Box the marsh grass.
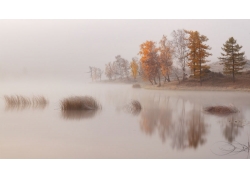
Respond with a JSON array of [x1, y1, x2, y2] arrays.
[[132, 83, 141, 88], [4, 95, 49, 110], [124, 100, 142, 115], [60, 96, 101, 111], [204, 105, 238, 116]]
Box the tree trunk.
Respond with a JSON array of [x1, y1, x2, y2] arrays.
[[164, 76, 167, 83], [158, 73, 161, 87], [154, 77, 157, 85], [167, 73, 170, 82]]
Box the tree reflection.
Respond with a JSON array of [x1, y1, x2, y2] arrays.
[[186, 105, 208, 149], [157, 97, 173, 142], [220, 114, 244, 143], [171, 99, 188, 150], [139, 96, 173, 141], [139, 96, 209, 150]]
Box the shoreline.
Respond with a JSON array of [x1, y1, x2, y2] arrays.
[[95, 79, 250, 93], [142, 84, 250, 92]]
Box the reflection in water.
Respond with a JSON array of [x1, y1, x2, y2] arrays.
[[220, 114, 245, 143], [139, 95, 209, 149], [187, 105, 208, 149], [61, 110, 99, 120], [171, 99, 187, 150], [139, 96, 171, 137], [4, 101, 48, 111]]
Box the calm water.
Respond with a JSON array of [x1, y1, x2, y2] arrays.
[[1, 80, 250, 158]]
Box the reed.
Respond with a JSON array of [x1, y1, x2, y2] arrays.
[[4, 95, 49, 110], [204, 105, 238, 116], [125, 100, 142, 115], [60, 96, 101, 111]]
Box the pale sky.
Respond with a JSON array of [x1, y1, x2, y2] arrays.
[[0, 19, 250, 81]]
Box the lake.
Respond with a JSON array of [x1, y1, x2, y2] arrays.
[[1, 80, 250, 158]]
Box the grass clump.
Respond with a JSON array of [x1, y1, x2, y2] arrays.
[[4, 95, 49, 110], [132, 83, 141, 88], [60, 96, 101, 111], [204, 105, 238, 116], [125, 100, 142, 115]]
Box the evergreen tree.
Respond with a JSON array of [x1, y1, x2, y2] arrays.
[[219, 37, 246, 82]]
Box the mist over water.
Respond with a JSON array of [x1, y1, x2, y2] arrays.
[[1, 79, 250, 158]]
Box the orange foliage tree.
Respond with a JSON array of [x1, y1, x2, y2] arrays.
[[185, 30, 212, 85], [130, 57, 139, 80], [138, 41, 160, 85]]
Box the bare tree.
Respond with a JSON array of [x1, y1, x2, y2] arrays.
[[171, 29, 189, 81], [88, 66, 102, 81], [172, 66, 181, 84]]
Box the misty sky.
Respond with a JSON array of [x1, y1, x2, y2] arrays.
[[0, 19, 250, 81]]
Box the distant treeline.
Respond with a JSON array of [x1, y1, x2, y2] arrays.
[[89, 29, 246, 86]]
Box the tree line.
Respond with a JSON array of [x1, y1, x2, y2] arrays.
[[90, 29, 246, 85]]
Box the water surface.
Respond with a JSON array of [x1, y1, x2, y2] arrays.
[[1, 80, 250, 158]]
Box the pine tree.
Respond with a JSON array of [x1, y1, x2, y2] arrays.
[[185, 30, 212, 85], [218, 37, 246, 82]]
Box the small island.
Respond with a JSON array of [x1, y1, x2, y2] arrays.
[[88, 30, 250, 92]]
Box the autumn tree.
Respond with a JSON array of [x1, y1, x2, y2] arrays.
[[171, 29, 188, 81], [139, 41, 160, 85], [105, 62, 114, 80], [185, 30, 211, 86], [218, 37, 246, 82], [138, 60, 144, 78], [130, 57, 139, 80], [158, 35, 173, 83]]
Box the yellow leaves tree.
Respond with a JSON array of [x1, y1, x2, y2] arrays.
[[138, 40, 160, 85], [130, 57, 139, 80], [185, 30, 212, 86]]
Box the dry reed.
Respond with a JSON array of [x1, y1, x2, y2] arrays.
[[4, 95, 49, 110], [125, 100, 142, 115], [204, 105, 238, 116], [60, 96, 101, 111]]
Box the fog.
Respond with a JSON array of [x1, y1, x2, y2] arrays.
[[0, 19, 250, 82]]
